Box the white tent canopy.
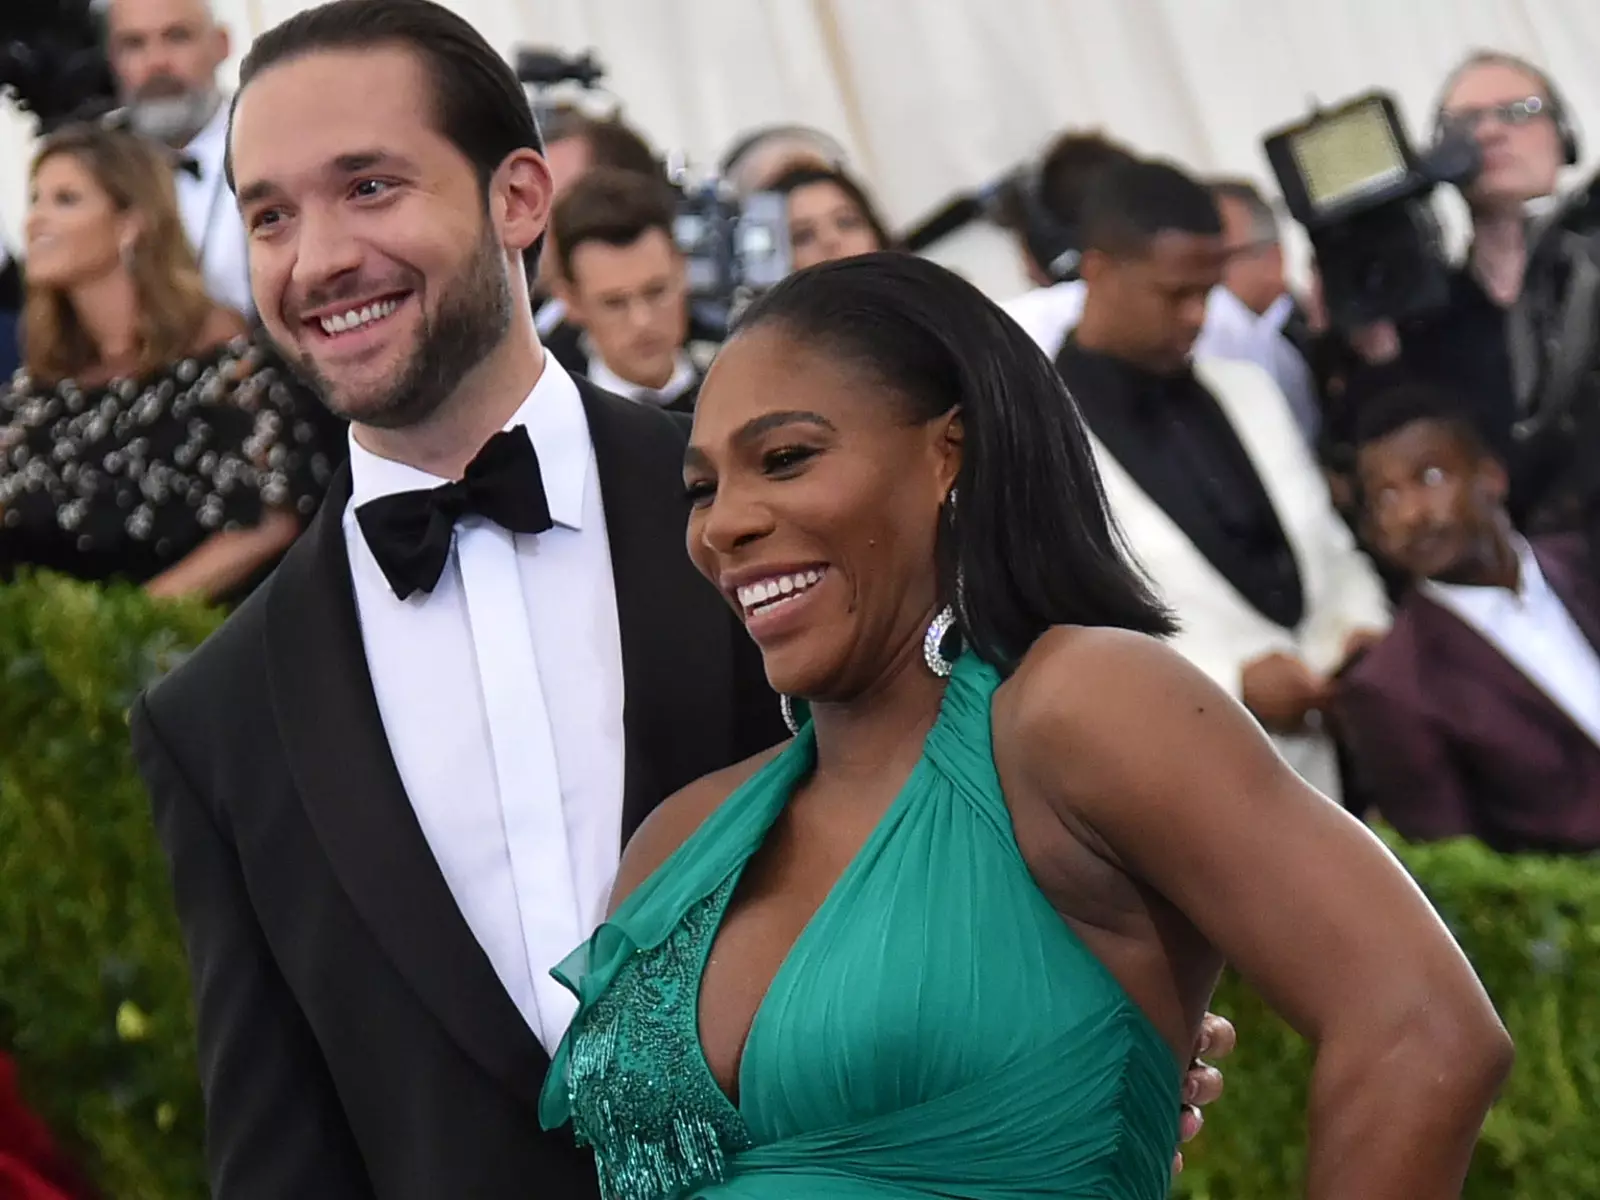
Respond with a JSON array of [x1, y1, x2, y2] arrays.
[[3, 0, 1597, 299]]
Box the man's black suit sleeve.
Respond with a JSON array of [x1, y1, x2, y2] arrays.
[[131, 693, 375, 1200]]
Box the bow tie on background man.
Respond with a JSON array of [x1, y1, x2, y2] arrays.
[[172, 152, 203, 180], [356, 426, 553, 600]]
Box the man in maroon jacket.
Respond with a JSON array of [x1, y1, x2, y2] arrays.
[[1337, 381, 1600, 852]]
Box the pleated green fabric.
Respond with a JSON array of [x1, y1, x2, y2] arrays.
[[540, 652, 1183, 1199]]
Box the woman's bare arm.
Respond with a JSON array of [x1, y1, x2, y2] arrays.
[[144, 508, 301, 604], [1010, 625, 1512, 1200]]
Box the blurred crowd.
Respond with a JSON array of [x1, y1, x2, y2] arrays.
[[3, 2, 1599, 858], [3, 3, 1600, 1190]]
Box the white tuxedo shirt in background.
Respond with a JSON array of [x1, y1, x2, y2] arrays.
[[342, 356, 625, 1052], [175, 99, 254, 320], [586, 351, 697, 407], [1425, 538, 1600, 748]]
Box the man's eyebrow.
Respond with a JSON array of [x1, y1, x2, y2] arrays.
[[235, 150, 422, 208]]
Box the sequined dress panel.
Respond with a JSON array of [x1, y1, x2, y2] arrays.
[[0, 337, 337, 585], [540, 653, 1183, 1199]]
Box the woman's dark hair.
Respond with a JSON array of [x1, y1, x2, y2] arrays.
[[229, 0, 546, 276], [766, 165, 895, 252], [733, 252, 1177, 669]]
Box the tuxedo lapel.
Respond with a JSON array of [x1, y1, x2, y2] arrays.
[[1411, 590, 1581, 735], [1535, 538, 1600, 653], [579, 379, 733, 843], [263, 466, 549, 1107]]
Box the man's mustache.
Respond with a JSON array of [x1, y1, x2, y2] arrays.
[[134, 75, 194, 102]]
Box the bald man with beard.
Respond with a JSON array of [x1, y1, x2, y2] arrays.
[[105, 0, 253, 318]]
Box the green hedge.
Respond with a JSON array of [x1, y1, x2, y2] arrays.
[[0, 572, 1596, 1198], [1174, 837, 1600, 1199], [0, 572, 221, 1199]]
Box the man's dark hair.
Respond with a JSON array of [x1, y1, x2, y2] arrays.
[[766, 164, 895, 251], [1081, 159, 1222, 258], [1038, 132, 1139, 227], [540, 105, 663, 181], [552, 167, 678, 281], [1209, 178, 1280, 245], [991, 132, 1137, 234], [229, 0, 546, 276], [733, 252, 1177, 668], [1351, 377, 1494, 460]]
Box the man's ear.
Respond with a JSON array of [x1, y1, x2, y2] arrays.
[[492, 148, 554, 258], [1476, 454, 1509, 505], [1078, 247, 1110, 286], [552, 273, 585, 328]]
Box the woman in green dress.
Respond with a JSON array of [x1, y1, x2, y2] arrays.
[[540, 253, 1512, 1199]]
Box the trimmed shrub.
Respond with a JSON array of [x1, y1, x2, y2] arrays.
[[0, 573, 1595, 1197], [1175, 835, 1600, 1199], [0, 572, 221, 1199]]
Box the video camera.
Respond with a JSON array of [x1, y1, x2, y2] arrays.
[[668, 158, 791, 339], [0, 0, 116, 131], [515, 46, 608, 129], [1264, 91, 1481, 329]]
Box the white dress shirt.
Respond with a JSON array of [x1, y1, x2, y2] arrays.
[[534, 296, 568, 337], [342, 356, 626, 1051], [176, 99, 254, 320], [1001, 280, 1320, 440], [1204, 289, 1321, 441], [1423, 539, 1600, 748], [587, 350, 698, 408]]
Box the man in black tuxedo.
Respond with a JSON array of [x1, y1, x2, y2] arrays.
[[127, 3, 784, 1197], [131, 4, 1230, 1198]]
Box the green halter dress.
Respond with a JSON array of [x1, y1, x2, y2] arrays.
[[539, 652, 1183, 1198]]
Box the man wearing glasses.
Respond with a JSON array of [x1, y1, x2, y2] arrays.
[[1353, 52, 1598, 535]]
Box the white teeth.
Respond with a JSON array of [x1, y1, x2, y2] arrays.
[[319, 297, 400, 336], [736, 568, 826, 615]]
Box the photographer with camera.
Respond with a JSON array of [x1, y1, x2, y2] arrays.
[[1343, 52, 1598, 533]]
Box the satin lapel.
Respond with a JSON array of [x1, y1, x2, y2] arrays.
[[264, 465, 548, 1106], [1411, 590, 1579, 733], [579, 380, 734, 844], [1536, 539, 1600, 654], [1200, 359, 1319, 571]]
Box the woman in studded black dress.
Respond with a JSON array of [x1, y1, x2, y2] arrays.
[[0, 123, 337, 603]]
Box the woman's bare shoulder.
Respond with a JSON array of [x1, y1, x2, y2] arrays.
[[1006, 624, 1206, 722], [608, 741, 790, 915], [998, 624, 1257, 802]]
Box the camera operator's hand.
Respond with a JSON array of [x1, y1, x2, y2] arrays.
[[1241, 652, 1329, 735], [1348, 320, 1401, 365]]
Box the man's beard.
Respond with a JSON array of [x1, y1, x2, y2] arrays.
[[282, 225, 514, 432], [126, 82, 219, 146]]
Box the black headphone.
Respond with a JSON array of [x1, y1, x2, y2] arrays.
[[1433, 51, 1581, 167], [1012, 161, 1084, 283]]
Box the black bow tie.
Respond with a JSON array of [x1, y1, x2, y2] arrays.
[[355, 426, 553, 600], [173, 153, 203, 180]]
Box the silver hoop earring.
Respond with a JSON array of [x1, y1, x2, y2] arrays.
[[780, 694, 800, 735], [923, 605, 957, 677]]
